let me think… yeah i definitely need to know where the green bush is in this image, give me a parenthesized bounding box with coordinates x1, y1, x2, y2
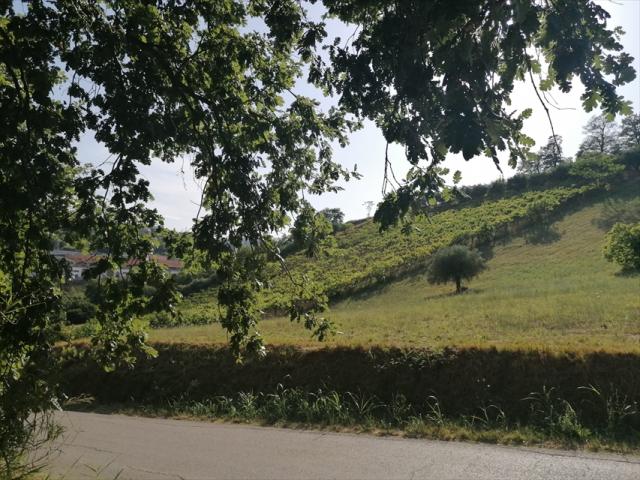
(505, 174, 528, 192)
(173, 271, 195, 285)
(62, 291, 96, 325)
(617, 148, 640, 171)
(603, 222, 640, 271)
(148, 308, 217, 328)
(178, 273, 219, 297)
(545, 163, 571, 182)
(570, 152, 624, 183)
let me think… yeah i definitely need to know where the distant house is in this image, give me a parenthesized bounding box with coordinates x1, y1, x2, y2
(52, 250, 94, 280)
(125, 255, 184, 276)
(66, 254, 100, 280)
(52, 250, 183, 280)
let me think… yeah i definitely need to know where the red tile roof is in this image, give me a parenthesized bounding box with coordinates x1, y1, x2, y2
(125, 255, 183, 269)
(65, 254, 100, 267)
(63, 254, 182, 270)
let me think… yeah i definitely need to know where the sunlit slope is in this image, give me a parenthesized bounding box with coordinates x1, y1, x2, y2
(158, 183, 640, 351)
(184, 184, 597, 314)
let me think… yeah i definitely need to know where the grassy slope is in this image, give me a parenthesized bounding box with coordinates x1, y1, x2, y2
(182, 184, 594, 314)
(151, 185, 640, 352)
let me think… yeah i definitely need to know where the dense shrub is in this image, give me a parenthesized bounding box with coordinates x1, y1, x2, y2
(570, 152, 624, 184)
(460, 183, 488, 200)
(485, 178, 507, 198)
(458, 162, 581, 204)
(173, 271, 195, 285)
(148, 311, 177, 328)
(178, 273, 219, 297)
(62, 291, 96, 325)
(603, 222, 640, 271)
(545, 163, 571, 182)
(148, 310, 216, 328)
(60, 344, 640, 438)
(617, 148, 640, 171)
(505, 173, 528, 192)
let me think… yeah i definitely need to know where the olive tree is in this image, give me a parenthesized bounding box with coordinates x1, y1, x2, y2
(427, 246, 486, 294)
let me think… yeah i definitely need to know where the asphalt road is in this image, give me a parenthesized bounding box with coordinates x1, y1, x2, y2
(41, 411, 640, 480)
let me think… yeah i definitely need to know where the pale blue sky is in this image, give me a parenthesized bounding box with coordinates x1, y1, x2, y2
(76, 0, 640, 230)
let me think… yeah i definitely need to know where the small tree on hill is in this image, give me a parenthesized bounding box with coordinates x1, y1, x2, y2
(620, 113, 640, 150)
(427, 245, 486, 294)
(319, 208, 345, 232)
(517, 151, 544, 175)
(519, 135, 568, 174)
(538, 135, 568, 171)
(363, 201, 375, 218)
(578, 114, 621, 155)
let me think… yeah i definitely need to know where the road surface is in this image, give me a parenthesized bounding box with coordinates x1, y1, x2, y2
(41, 411, 640, 479)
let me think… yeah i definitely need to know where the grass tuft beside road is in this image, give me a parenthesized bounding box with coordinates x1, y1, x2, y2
(66, 385, 640, 455)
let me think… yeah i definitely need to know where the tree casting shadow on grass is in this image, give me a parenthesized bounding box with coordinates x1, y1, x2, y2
(423, 287, 484, 301)
(614, 269, 640, 278)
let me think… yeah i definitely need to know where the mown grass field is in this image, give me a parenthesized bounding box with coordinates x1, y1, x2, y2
(149, 185, 640, 352)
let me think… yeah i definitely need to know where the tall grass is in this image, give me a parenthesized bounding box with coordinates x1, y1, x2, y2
(118, 383, 640, 451)
(0, 412, 62, 480)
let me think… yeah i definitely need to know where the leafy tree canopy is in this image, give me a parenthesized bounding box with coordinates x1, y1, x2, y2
(603, 223, 640, 272)
(620, 114, 640, 150)
(322, 0, 634, 224)
(578, 114, 621, 156)
(427, 245, 486, 294)
(518, 135, 568, 174)
(318, 208, 345, 232)
(539, 135, 570, 170)
(291, 203, 336, 258)
(517, 152, 545, 176)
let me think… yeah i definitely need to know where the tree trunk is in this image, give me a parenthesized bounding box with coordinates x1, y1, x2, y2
(455, 277, 461, 294)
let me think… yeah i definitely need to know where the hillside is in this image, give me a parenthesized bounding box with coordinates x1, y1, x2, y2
(179, 183, 598, 318)
(154, 179, 640, 352)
